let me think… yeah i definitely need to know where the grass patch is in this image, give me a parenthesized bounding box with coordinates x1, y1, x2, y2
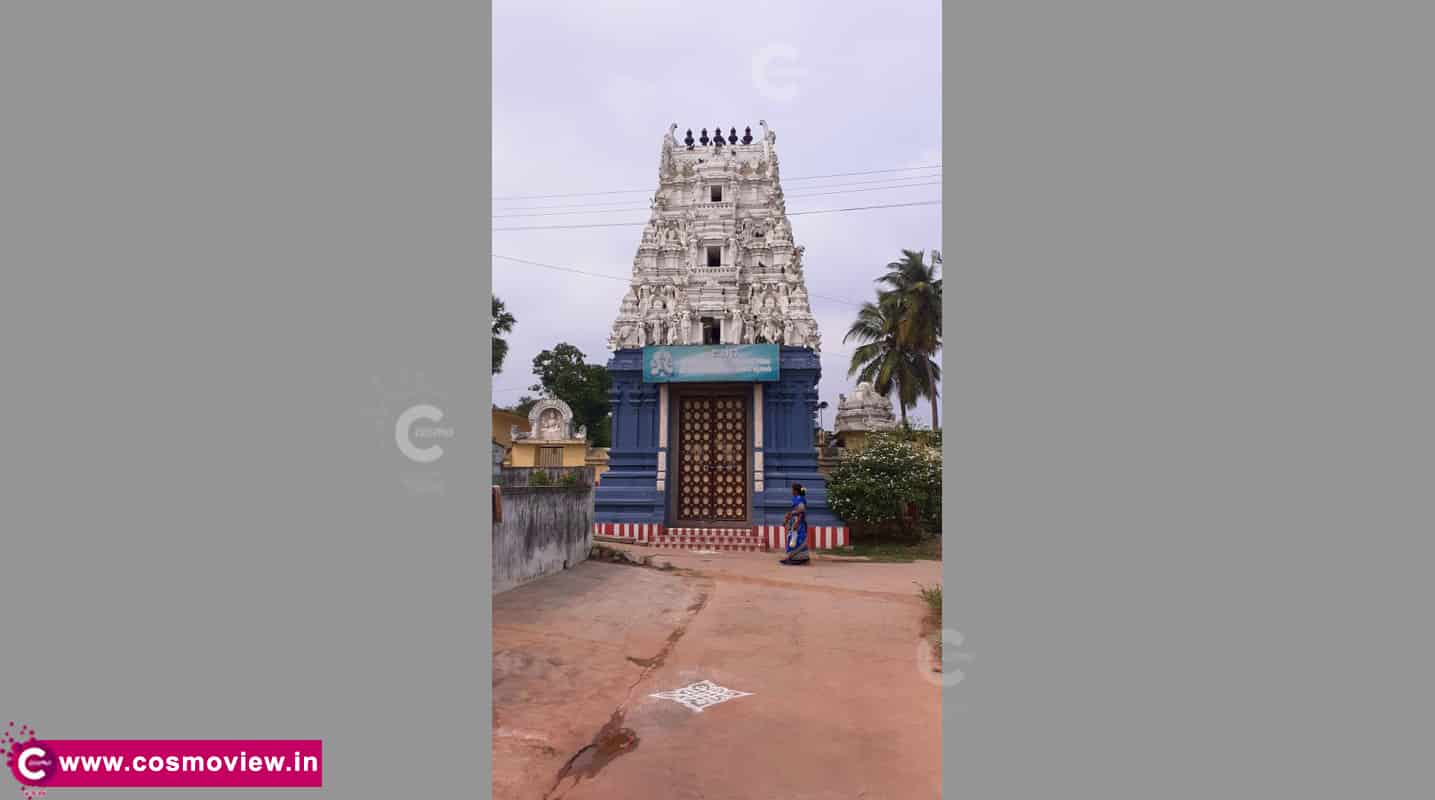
(836, 537, 942, 562)
(916, 582, 942, 623)
(916, 581, 944, 671)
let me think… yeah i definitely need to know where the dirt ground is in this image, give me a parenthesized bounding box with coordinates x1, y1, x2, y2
(493, 547, 943, 800)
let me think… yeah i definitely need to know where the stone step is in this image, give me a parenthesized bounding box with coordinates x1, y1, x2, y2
(659, 529, 765, 540)
(651, 531, 763, 537)
(650, 541, 766, 553)
(655, 536, 766, 544)
(652, 526, 770, 553)
(594, 523, 851, 551)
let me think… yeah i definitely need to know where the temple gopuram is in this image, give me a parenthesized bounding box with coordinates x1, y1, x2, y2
(592, 122, 849, 551)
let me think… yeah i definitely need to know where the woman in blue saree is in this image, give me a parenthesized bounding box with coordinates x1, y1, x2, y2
(780, 483, 810, 565)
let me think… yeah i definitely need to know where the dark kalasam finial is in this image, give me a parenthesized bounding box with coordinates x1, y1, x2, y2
(699, 128, 710, 146)
(713, 126, 725, 146)
(742, 126, 753, 145)
(684, 128, 695, 149)
(729, 127, 738, 144)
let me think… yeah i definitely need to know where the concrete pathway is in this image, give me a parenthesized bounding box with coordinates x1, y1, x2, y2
(493, 547, 943, 800)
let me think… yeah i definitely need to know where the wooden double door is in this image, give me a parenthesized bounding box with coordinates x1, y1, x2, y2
(674, 392, 750, 525)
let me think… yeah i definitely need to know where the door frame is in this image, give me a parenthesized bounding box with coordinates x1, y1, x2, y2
(665, 382, 753, 528)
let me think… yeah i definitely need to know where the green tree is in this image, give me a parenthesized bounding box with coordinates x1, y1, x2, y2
(876, 249, 943, 428)
(843, 295, 940, 426)
(529, 343, 612, 447)
(492, 295, 516, 375)
(509, 395, 538, 417)
(826, 433, 942, 540)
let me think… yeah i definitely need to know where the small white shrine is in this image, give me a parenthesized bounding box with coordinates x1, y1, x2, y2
(508, 397, 591, 470)
(512, 397, 587, 444)
(833, 382, 898, 451)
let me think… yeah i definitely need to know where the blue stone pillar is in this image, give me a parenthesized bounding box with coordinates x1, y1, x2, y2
(757, 347, 843, 527)
(593, 349, 665, 525)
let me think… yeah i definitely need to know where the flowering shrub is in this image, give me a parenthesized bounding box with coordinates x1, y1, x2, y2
(826, 433, 942, 537)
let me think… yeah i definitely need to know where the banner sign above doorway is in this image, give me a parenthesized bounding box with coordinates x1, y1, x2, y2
(642, 344, 780, 383)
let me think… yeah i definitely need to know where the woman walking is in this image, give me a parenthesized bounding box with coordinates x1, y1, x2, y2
(780, 482, 810, 565)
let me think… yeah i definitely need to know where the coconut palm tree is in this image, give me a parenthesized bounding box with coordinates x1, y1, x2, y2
(843, 294, 941, 426)
(492, 295, 516, 375)
(876, 249, 942, 428)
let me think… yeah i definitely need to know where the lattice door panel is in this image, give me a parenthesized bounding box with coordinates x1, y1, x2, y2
(676, 395, 748, 523)
(677, 396, 712, 521)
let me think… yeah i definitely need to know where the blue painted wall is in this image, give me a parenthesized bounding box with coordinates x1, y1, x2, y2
(594, 347, 844, 528)
(591, 349, 665, 525)
(756, 347, 842, 527)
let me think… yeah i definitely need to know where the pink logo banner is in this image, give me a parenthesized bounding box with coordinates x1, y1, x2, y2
(7, 740, 322, 789)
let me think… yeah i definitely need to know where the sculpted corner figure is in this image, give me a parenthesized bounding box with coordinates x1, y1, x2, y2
(727, 306, 744, 344)
(660, 125, 676, 177)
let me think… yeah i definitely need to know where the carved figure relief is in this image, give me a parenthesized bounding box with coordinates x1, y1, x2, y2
(609, 122, 821, 352)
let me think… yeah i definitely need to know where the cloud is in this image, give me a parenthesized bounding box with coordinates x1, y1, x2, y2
(493, 0, 942, 425)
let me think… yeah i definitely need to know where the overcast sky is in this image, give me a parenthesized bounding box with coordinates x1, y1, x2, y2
(493, 0, 942, 427)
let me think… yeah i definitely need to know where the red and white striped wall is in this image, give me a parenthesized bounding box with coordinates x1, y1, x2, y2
(756, 525, 849, 550)
(595, 523, 850, 551)
(590, 522, 660, 544)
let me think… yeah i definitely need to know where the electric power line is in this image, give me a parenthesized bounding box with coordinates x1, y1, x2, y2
(789, 200, 941, 217)
(492, 199, 940, 231)
(494, 220, 647, 232)
(492, 254, 626, 283)
(787, 180, 941, 201)
(782, 164, 941, 182)
(493, 170, 942, 212)
(492, 180, 942, 219)
(491, 254, 868, 308)
(493, 163, 942, 201)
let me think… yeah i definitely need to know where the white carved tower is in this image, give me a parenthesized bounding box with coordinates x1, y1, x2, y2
(607, 122, 821, 352)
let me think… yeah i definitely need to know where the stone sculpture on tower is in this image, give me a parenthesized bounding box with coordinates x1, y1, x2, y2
(608, 122, 821, 352)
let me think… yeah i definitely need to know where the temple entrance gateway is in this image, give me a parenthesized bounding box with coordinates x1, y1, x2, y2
(673, 392, 749, 525)
(592, 122, 847, 548)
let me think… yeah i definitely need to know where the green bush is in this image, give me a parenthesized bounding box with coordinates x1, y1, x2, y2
(826, 433, 941, 538)
(529, 469, 552, 486)
(557, 471, 579, 488)
(891, 424, 942, 450)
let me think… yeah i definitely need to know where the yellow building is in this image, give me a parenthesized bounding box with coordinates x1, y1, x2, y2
(585, 447, 610, 484)
(492, 406, 529, 450)
(508, 439, 589, 469)
(496, 397, 609, 483)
